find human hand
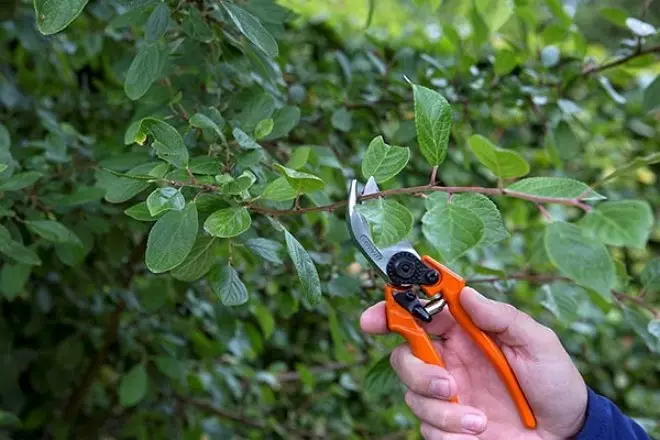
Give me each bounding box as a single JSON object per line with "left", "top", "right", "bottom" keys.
{"left": 360, "top": 287, "right": 588, "bottom": 440}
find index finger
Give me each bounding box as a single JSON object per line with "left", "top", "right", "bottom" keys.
{"left": 360, "top": 301, "right": 457, "bottom": 336}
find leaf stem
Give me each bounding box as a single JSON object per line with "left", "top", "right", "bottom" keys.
{"left": 429, "top": 166, "right": 438, "bottom": 185}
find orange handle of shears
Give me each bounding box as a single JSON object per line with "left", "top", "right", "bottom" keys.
{"left": 384, "top": 256, "right": 537, "bottom": 429}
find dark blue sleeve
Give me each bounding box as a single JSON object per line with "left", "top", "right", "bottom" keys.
{"left": 575, "top": 388, "right": 651, "bottom": 440}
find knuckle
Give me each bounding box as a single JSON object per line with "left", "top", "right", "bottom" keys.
{"left": 420, "top": 423, "right": 438, "bottom": 440}
{"left": 404, "top": 390, "right": 416, "bottom": 408}
{"left": 390, "top": 347, "right": 403, "bottom": 371}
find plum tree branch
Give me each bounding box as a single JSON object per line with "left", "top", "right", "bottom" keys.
{"left": 469, "top": 273, "right": 658, "bottom": 317}
{"left": 245, "top": 183, "right": 593, "bottom": 216}
{"left": 581, "top": 43, "right": 660, "bottom": 76}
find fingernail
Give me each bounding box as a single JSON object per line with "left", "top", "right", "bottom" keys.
{"left": 461, "top": 414, "right": 486, "bottom": 433}
{"left": 429, "top": 378, "right": 451, "bottom": 398}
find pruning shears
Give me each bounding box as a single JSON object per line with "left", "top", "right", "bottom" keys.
{"left": 347, "top": 177, "right": 537, "bottom": 429}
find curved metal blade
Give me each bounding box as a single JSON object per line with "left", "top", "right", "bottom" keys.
{"left": 346, "top": 178, "right": 420, "bottom": 284}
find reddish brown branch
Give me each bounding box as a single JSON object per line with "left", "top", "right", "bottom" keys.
{"left": 246, "top": 184, "right": 594, "bottom": 217}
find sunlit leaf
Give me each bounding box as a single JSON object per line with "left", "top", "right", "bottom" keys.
{"left": 412, "top": 83, "right": 452, "bottom": 166}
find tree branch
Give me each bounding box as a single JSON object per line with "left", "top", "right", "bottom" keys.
{"left": 581, "top": 43, "right": 660, "bottom": 76}
{"left": 179, "top": 398, "right": 266, "bottom": 429}
{"left": 246, "top": 184, "right": 593, "bottom": 217}
{"left": 276, "top": 357, "right": 367, "bottom": 383}
{"left": 469, "top": 273, "right": 658, "bottom": 317}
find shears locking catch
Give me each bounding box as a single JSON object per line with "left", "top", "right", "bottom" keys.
{"left": 347, "top": 177, "right": 537, "bottom": 429}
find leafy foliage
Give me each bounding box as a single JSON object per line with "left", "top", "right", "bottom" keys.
{"left": 0, "top": 0, "right": 659, "bottom": 438}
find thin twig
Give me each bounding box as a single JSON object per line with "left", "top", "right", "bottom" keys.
{"left": 276, "top": 358, "right": 367, "bottom": 383}
{"left": 181, "top": 398, "right": 266, "bottom": 429}
{"left": 469, "top": 274, "right": 659, "bottom": 317}
{"left": 581, "top": 44, "right": 660, "bottom": 76}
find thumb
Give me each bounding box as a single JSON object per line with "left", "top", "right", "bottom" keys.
{"left": 459, "top": 287, "right": 556, "bottom": 354}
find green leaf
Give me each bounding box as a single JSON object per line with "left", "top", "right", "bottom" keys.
{"left": 254, "top": 118, "right": 274, "bottom": 139}
{"left": 625, "top": 17, "right": 656, "bottom": 37}
{"left": 0, "top": 263, "right": 31, "bottom": 299}
{"left": 211, "top": 264, "right": 249, "bottom": 306}
{"left": 274, "top": 164, "right": 324, "bottom": 194}
{"left": 26, "top": 220, "right": 81, "bottom": 245}
{"left": 124, "top": 44, "right": 161, "bottom": 101}
{"left": 0, "top": 225, "right": 41, "bottom": 266}
{"left": 468, "top": 135, "right": 529, "bottom": 179}
{"left": 154, "top": 356, "right": 185, "bottom": 381}
{"left": 182, "top": 8, "right": 213, "bottom": 43}
{"left": 331, "top": 108, "right": 352, "bottom": 132}
{"left": 141, "top": 119, "right": 188, "bottom": 168}
{"left": 640, "top": 258, "right": 660, "bottom": 293}
{"left": 221, "top": 171, "right": 256, "bottom": 195}
{"left": 507, "top": 177, "right": 604, "bottom": 201}
{"left": 643, "top": 75, "right": 660, "bottom": 114}
{"left": 265, "top": 106, "right": 300, "bottom": 140}
{"left": 364, "top": 354, "right": 399, "bottom": 396}
{"left": 0, "top": 410, "right": 21, "bottom": 428}
{"left": 357, "top": 199, "right": 413, "bottom": 247}
{"left": 476, "top": 0, "right": 514, "bottom": 31}
{"left": 0, "top": 171, "right": 42, "bottom": 191}
{"left": 600, "top": 7, "right": 627, "bottom": 27}
{"left": 245, "top": 238, "right": 283, "bottom": 264}
{"left": 452, "top": 193, "right": 509, "bottom": 245}
{"left": 232, "top": 127, "right": 261, "bottom": 150}
{"left": 104, "top": 162, "right": 168, "bottom": 203}
{"left": 328, "top": 307, "right": 350, "bottom": 361}
{"left": 189, "top": 156, "right": 222, "bottom": 175}
{"left": 361, "top": 136, "right": 410, "bottom": 183}
{"left": 422, "top": 204, "right": 485, "bottom": 261}
{"left": 598, "top": 152, "right": 660, "bottom": 185}
{"left": 204, "top": 207, "right": 252, "bottom": 238}
{"left": 222, "top": 3, "right": 279, "bottom": 57}
{"left": 580, "top": 200, "right": 653, "bottom": 249}
{"left": 119, "top": 364, "right": 148, "bottom": 407}
{"left": 623, "top": 307, "right": 658, "bottom": 353}
{"left": 284, "top": 230, "right": 322, "bottom": 305}
{"left": 145, "top": 203, "right": 198, "bottom": 273}
{"left": 541, "top": 282, "right": 582, "bottom": 325}
{"left": 125, "top": 202, "right": 159, "bottom": 222}
{"left": 171, "top": 236, "right": 216, "bottom": 281}
{"left": 145, "top": 3, "right": 169, "bottom": 42}
{"left": 544, "top": 0, "right": 571, "bottom": 26}
{"left": 34, "top": 0, "right": 89, "bottom": 35}
{"left": 544, "top": 222, "right": 615, "bottom": 297}
{"left": 189, "top": 113, "right": 224, "bottom": 141}
{"left": 494, "top": 49, "right": 519, "bottom": 75}
{"left": 598, "top": 76, "right": 626, "bottom": 105}
{"left": 57, "top": 186, "right": 105, "bottom": 207}
{"left": 412, "top": 83, "right": 452, "bottom": 166}
{"left": 286, "top": 147, "right": 312, "bottom": 170}
{"left": 262, "top": 177, "right": 297, "bottom": 201}
{"left": 146, "top": 187, "right": 185, "bottom": 216}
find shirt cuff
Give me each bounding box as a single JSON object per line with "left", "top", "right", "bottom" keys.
{"left": 575, "top": 387, "right": 611, "bottom": 440}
